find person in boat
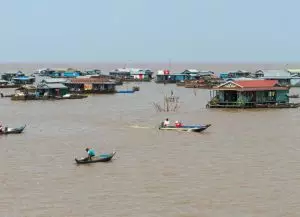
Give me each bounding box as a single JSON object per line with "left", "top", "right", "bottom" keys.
{"left": 163, "top": 118, "right": 170, "bottom": 127}
{"left": 85, "top": 147, "right": 96, "bottom": 160}
{"left": 175, "top": 120, "right": 183, "bottom": 128}
{"left": 0, "top": 122, "right": 3, "bottom": 133}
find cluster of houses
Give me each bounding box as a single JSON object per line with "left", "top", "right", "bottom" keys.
{"left": 1, "top": 67, "right": 300, "bottom": 108}
{"left": 206, "top": 69, "right": 300, "bottom": 108}
{"left": 0, "top": 71, "right": 35, "bottom": 88}
{"left": 0, "top": 71, "right": 120, "bottom": 100}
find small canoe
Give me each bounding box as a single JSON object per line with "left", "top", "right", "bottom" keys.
{"left": 117, "top": 90, "right": 135, "bottom": 93}
{"left": 159, "top": 124, "right": 211, "bottom": 132}
{"left": 0, "top": 125, "right": 26, "bottom": 135}
{"left": 75, "top": 151, "right": 116, "bottom": 164}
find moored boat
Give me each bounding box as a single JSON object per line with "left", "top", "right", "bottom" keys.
{"left": 75, "top": 152, "right": 116, "bottom": 164}
{"left": 117, "top": 90, "right": 135, "bottom": 93}
{"left": 287, "top": 94, "right": 299, "bottom": 98}
{"left": 0, "top": 125, "right": 26, "bottom": 135}
{"left": 159, "top": 124, "right": 211, "bottom": 132}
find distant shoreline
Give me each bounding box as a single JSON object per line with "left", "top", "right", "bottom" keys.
{"left": 0, "top": 62, "right": 299, "bottom": 73}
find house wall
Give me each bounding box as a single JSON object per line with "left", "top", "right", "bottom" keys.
{"left": 217, "top": 91, "right": 224, "bottom": 101}
{"left": 256, "top": 91, "right": 277, "bottom": 103}
{"left": 255, "top": 90, "right": 288, "bottom": 103}
{"left": 256, "top": 91, "right": 266, "bottom": 103}
{"left": 237, "top": 92, "right": 252, "bottom": 103}
{"left": 276, "top": 90, "right": 289, "bottom": 103}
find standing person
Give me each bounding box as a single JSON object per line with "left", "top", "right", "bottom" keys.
{"left": 0, "top": 122, "right": 3, "bottom": 133}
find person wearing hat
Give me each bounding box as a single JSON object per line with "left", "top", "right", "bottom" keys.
{"left": 85, "top": 147, "right": 96, "bottom": 160}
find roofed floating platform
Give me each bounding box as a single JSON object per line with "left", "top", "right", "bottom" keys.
{"left": 206, "top": 80, "right": 300, "bottom": 109}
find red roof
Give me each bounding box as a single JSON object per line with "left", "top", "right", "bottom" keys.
{"left": 212, "top": 80, "right": 289, "bottom": 91}
{"left": 234, "top": 80, "right": 279, "bottom": 88}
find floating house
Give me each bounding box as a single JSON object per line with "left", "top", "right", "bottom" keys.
{"left": 36, "top": 83, "right": 69, "bottom": 97}
{"left": 287, "top": 68, "right": 300, "bottom": 76}
{"left": 40, "top": 68, "right": 81, "bottom": 78}
{"left": 0, "top": 79, "right": 19, "bottom": 88}
{"left": 82, "top": 69, "right": 101, "bottom": 76}
{"left": 207, "top": 80, "right": 299, "bottom": 108}
{"left": 1, "top": 71, "right": 25, "bottom": 81}
{"left": 155, "top": 69, "right": 196, "bottom": 83}
{"left": 286, "top": 69, "right": 300, "bottom": 87}
{"left": 12, "top": 76, "right": 36, "bottom": 85}
{"left": 175, "top": 70, "right": 222, "bottom": 88}
{"left": 1, "top": 71, "right": 35, "bottom": 86}
{"left": 10, "top": 82, "right": 87, "bottom": 101}
{"left": 109, "top": 68, "right": 153, "bottom": 81}
{"left": 64, "top": 77, "right": 117, "bottom": 94}
{"left": 219, "top": 70, "right": 252, "bottom": 81}
{"left": 254, "top": 69, "right": 300, "bottom": 87}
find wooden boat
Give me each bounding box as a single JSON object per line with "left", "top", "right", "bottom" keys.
{"left": 117, "top": 90, "right": 135, "bottom": 93}
{"left": 287, "top": 94, "right": 299, "bottom": 98}
{"left": 0, "top": 93, "right": 14, "bottom": 98}
{"left": 159, "top": 124, "right": 211, "bottom": 132}
{"left": 75, "top": 152, "right": 116, "bottom": 164}
{"left": 0, "top": 84, "right": 20, "bottom": 88}
{"left": 11, "top": 94, "right": 88, "bottom": 101}
{"left": 0, "top": 125, "right": 26, "bottom": 135}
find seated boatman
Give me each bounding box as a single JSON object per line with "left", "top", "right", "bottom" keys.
{"left": 163, "top": 118, "right": 170, "bottom": 127}
{"left": 85, "top": 147, "right": 96, "bottom": 160}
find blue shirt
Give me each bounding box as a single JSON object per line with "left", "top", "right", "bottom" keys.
{"left": 88, "top": 149, "right": 95, "bottom": 157}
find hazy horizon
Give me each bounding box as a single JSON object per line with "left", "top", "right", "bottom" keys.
{"left": 1, "top": 0, "right": 300, "bottom": 63}
{"left": 1, "top": 62, "right": 300, "bottom": 73}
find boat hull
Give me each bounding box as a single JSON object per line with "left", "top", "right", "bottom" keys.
{"left": 0, "top": 85, "right": 20, "bottom": 89}
{"left": 11, "top": 94, "right": 88, "bottom": 101}
{"left": 75, "top": 152, "right": 116, "bottom": 164}
{"left": 159, "top": 124, "right": 211, "bottom": 132}
{"left": 0, "top": 125, "right": 26, "bottom": 135}
{"left": 117, "top": 90, "right": 135, "bottom": 93}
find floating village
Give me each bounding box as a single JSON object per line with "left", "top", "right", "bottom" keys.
{"left": 1, "top": 67, "right": 300, "bottom": 109}
{"left": 1, "top": 66, "right": 300, "bottom": 163}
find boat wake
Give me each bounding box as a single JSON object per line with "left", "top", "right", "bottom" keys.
{"left": 129, "top": 125, "right": 154, "bottom": 129}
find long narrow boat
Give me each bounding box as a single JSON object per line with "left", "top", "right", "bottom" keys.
{"left": 159, "top": 124, "right": 211, "bottom": 132}
{"left": 0, "top": 125, "right": 26, "bottom": 135}
{"left": 117, "top": 90, "right": 135, "bottom": 93}
{"left": 75, "top": 151, "right": 116, "bottom": 164}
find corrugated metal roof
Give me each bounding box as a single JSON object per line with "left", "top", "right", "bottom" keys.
{"left": 38, "top": 83, "right": 68, "bottom": 89}
{"left": 42, "top": 78, "right": 68, "bottom": 83}
{"left": 183, "top": 69, "right": 199, "bottom": 73}
{"left": 258, "top": 70, "right": 291, "bottom": 77}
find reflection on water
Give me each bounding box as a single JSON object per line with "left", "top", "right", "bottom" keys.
{"left": 1, "top": 82, "right": 300, "bottom": 217}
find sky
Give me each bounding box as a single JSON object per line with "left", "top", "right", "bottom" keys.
{"left": 0, "top": 0, "right": 299, "bottom": 63}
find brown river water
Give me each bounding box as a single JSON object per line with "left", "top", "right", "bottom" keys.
{"left": 1, "top": 82, "right": 300, "bottom": 217}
